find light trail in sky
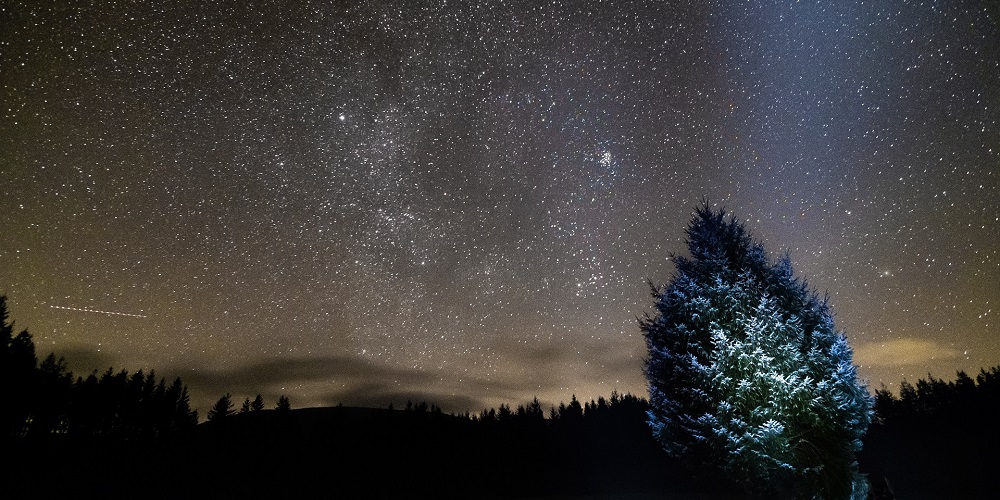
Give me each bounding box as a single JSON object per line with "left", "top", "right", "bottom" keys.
{"left": 50, "top": 305, "right": 148, "bottom": 319}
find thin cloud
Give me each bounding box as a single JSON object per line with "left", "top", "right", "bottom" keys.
{"left": 54, "top": 345, "right": 644, "bottom": 416}
{"left": 853, "top": 338, "right": 960, "bottom": 367}
{"left": 171, "top": 354, "right": 538, "bottom": 414}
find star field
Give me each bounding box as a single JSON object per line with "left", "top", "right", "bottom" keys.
{"left": 2, "top": 1, "right": 998, "bottom": 414}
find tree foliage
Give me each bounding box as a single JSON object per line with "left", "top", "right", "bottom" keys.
{"left": 641, "top": 205, "right": 872, "bottom": 498}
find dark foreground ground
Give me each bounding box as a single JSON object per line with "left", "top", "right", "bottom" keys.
{"left": 6, "top": 405, "right": 999, "bottom": 499}
{"left": 8, "top": 406, "right": 706, "bottom": 499}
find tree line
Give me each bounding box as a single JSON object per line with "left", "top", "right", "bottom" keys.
{"left": 1, "top": 295, "right": 198, "bottom": 441}
{"left": 466, "top": 391, "right": 646, "bottom": 428}
{"left": 205, "top": 392, "right": 291, "bottom": 421}
{"left": 872, "top": 366, "right": 1000, "bottom": 423}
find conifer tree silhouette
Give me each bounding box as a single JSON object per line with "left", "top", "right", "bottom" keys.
{"left": 1, "top": 295, "right": 36, "bottom": 438}
{"left": 275, "top": 395, "right": 291, "bottom": 411}
{"left": 251, "top": 394, "right": 265, "bottom": 412}
{"left": 30, "top": 353, "right": 72, "bottom": 436}
{"left": 208, "top": 393, "right": 235, "bottom": 421}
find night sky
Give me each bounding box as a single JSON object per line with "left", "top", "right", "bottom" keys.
{"left": 2, "top": 1, "right": 998, "bottom": 415}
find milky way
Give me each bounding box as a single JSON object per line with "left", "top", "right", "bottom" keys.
{"left": 2, "top": 1, "right": 998, "bottom": 414}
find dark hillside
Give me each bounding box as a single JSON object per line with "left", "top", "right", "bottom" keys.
{"left": 183, "top": 404, "right": 704, "bottom": 498}
{"left": 9, "top": 402, "right": 712, "bottom": 499}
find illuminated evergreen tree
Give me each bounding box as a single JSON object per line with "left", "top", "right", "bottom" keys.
{"left": 642, "top": 204, "right": 872, "bottom": 498}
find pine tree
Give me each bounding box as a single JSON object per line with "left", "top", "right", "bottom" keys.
{"left": 275, "top": 395, "right": 290, "bottom": 411}
{"left": 251, "top": 394, "right": 264, "bottom": 412}
{"left": 30, "top": 353, "right": 73, "bottom": 436}
{"left": 1, "top": 295, "right": 37, "bottom": 438}
{"left": 162, "top": 377, "right": 197, "bottom": 434}
{"left": 642, "top": 204, "right": 872, "bottom": 498}
{"left": 207, "top": 393, "right": 235, "bottom": 422}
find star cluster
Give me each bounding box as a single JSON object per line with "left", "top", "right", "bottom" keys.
{"left": 2, "top": 1, "right": 998, "bottom": 413}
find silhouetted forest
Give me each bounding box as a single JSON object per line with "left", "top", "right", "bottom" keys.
{"left": 1, "top": 296, "right": 198, "bottom": 441}
{"left": 4, "top": 295, "right": 1000, "bottom": 498}
{"left": 861, "top": 368, "right": 1000, "bottom": 499}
